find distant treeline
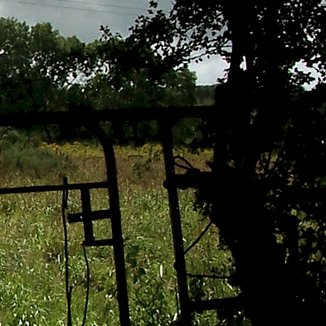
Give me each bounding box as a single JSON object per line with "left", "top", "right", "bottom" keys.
{"left": 195, "top": 85, "right": 216, "bottom": 106}
{"left": 0, "top": 17, "right": 216, "bottom": 147}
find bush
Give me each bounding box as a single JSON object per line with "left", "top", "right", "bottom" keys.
{"left": 0, "top": 128, "right": 74, "bottom": 180}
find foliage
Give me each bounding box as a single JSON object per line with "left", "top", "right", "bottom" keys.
{"left": 0, "top": 18, "right": 88, "bottom": 114}
{"left": 1, "top": 1, "right": 324, "bottom": 324}
{"left": 83, "top": 32, "right": 198, "bottom": 109}
{"left": 0, "top": 17, "right": 208, "bottom": 145}
{"left": 124, "top": 1, "right": 326, "bottom": 325}
{"left": 195, "top": 86, "right": 216, "bottom": 106}
{"left": 0, "top": 142, "right": 236, "bottom": 325}
{"left": 0, "top": 128, "right": 73, "bottom": 180}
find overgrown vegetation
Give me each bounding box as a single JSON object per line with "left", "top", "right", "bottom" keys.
{"left": 1, "top": 0, "right": 325, "bottom": 324}
{"left": 0, "top": 137, "right": 239, "bottom": 325}
{"left": 129, "top": 2, "right": 326, "bottom": 324}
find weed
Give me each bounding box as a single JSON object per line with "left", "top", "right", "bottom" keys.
{"left": 0, "top": 141, "right": 239, "bottom": 325}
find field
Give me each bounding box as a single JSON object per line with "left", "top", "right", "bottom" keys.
{"left": 0, "top": 139, "right": 239, "bottom": 325}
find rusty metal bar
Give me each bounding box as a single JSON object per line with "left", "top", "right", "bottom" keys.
{"left": 190, "top": 296, "right": 243, "bottom": 313}
{"left": 0, "top": 106, "right": 214, "bottom": 127}
{"left": 0, "top": 181, "right": 109, "bottom": 195}
{"left": 161, "top": 121, "right": 192, "bottom": 325}
{"left": 89, "top": 123, "right": 131, "bottom": 326}
{"left": 0, "top": 106, "right": 216, "bottom": 325}
{"left": 80, "top": 188, "right": 95, "bottom": 245}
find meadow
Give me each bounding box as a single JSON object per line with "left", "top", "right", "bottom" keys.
{"left": 0, "top": 136, "right": 240, "bottom": 325}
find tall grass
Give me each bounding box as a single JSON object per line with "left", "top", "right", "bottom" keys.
{"left": 0, "top": 139, "right": 241, "bottom": 325}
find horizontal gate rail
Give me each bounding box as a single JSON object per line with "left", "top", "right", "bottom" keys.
{"left": 0, "top": 106, "right": 214, "bottom": 127}
{"left": 0, "top": 181, "right": 109, "bottom": 195}
{"left": 0, "top": 105, "right": 216, "bottom": 325}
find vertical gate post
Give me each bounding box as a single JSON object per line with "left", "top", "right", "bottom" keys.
{"left": 89, "top": 123, "right": 131, "bottom": 326}
{"left": 160, "top": 121, "right": 192, "bottom": 325}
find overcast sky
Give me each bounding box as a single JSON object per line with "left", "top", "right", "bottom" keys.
{"left": 0, "top": 0, "right": 227, "bottom": 85}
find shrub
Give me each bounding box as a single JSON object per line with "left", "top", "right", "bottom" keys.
{"left": 0, "top": 129, "right": 74, "bottom": 181}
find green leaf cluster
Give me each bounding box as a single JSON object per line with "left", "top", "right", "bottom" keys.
{"left": 126, "top": 1, "right": 326, "bottom": 324}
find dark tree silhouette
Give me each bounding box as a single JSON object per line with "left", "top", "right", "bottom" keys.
{"left": 124, "top": 1, "right": 326, "bottom": 324}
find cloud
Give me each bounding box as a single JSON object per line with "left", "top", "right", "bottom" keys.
{"left": 0, "top": 0, "right": 149, "bottom": 41}
{"left": 189, "top": 55, "right": 228, "bottom": 85}
{"left": 0, "top": 0, "right": 225, "bottom": 85}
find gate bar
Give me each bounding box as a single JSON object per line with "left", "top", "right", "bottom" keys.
{"left": 0, "top": 181, "right": 109, "bottom": 195}
{"left": 90, "top": 123, "right": 131, "bottom": 326}
{"left": 161, "top": 121, "right": 192, "bottom": 325}
{"left": 0, "top": 106, "right": 214, "bottom": 127}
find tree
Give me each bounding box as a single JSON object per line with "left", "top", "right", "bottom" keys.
{"left": 195, "top": 85, "right": 216, "bottom": 106}
{"left": 0, "top": 17, "right": 200, "bottom": 143}
{"left": 0, "top": 18, "right": 88, "bottom": 114}
{"left": 0, "top": 18, "right": 31, "bottom": 113}
{"left": 0, "top": 18, "right": 95, "bottom": 140}
{"left": 82, "top": 29, "right": 197, "bottom": 109}
{"left": 73, "top": 31, "right": 198, "bottom": 145}
{"left": 125, "top": 1, "right": 326, "bottom": 325}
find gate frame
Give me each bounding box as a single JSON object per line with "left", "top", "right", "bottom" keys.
{"left": 0, "top": 106, "right": 215, "bottom": 325}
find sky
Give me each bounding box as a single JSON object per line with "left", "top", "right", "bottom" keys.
{"left": 0, "top": 0, "right": 228, "bottom": 85}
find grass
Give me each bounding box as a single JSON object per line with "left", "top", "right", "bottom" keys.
{"left": 0, "top": 139, "right": 240, "bottom": 325}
